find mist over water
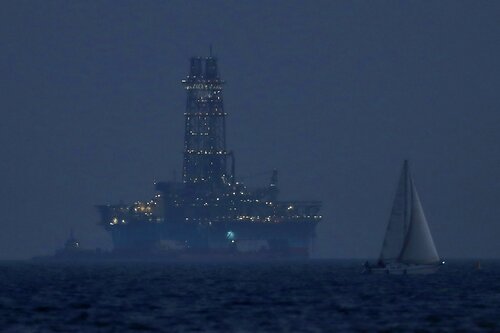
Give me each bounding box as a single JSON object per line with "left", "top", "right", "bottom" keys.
{"left": 1, "top": 260, "right": 498, "bottom": 332}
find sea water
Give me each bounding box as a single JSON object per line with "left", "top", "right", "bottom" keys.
{"left": 0, "top": 260, "right": 498, "bottom": 332}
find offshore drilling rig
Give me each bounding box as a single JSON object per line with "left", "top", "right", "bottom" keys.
{"left": 96, "top": 55, "right": 322, "bottom": 260}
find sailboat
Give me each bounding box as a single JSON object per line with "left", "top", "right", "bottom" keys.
{"left": 364, "top": 160, "right": 444, "bottom": 275}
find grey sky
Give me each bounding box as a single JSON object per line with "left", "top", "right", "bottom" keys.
{"left": 0, "top": 1, "right": 499, "bottom": 259}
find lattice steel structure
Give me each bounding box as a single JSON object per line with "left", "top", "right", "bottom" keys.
{"left": 182, "top": 56, "right": 229, "bottom": 186}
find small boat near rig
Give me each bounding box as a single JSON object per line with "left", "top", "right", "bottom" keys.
{"left": 93, "top": 55, "right": 322, "bottom": 261}
{"left": 364, "top": 160, "right": 443, "bottom": 274}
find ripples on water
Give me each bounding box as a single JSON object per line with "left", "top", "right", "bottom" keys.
{"left": 0, "top": 260, "right": 498, "bottom": 332}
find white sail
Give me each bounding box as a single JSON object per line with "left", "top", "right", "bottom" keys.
{"left": 367, "top": 161, "right": 442, "bottom": 274}
{"left": 399, "top": 180, "right": 439, "bottom": 264}
{"left": 379, "top": 161, "right": 410, "bottom": 263}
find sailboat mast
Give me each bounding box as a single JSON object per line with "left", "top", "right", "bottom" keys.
{"left": 398, "top": 160, "right": 412, "bottom": 262}
{"left": 403, "top": 161, "right": 407, "bottom": 230}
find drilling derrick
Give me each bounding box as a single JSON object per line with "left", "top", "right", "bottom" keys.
{"left": 182, "top": 57, "right": 228, "bottom": 187}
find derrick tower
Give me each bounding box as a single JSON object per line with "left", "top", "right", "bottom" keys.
{"left": 182, "top": 56, "right": 230, "bottom": 187}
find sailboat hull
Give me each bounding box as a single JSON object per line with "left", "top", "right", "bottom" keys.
{"left": 364, "top": 263, "right": 442, "bottom": 275}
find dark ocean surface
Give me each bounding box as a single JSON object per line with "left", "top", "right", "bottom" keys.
{"left": 0, "top": 260, "right": 498, "bottom": 332}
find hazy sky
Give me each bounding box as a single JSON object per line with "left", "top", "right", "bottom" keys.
{"left": 1, "top": 1, "right": 499, "bottom": 259}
